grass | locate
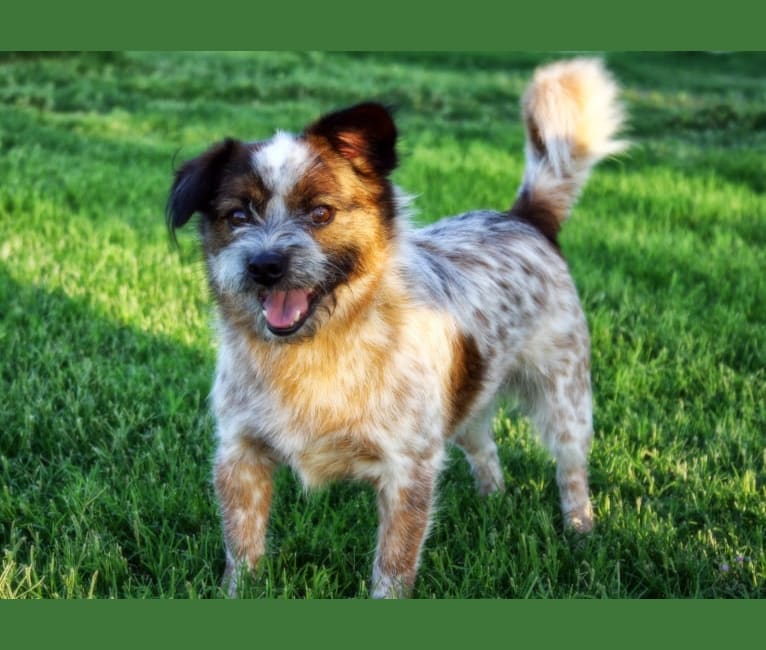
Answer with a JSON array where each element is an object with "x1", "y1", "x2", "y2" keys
[{"x1": 0, "y1": 51, "x2": 764, "y2": 598}]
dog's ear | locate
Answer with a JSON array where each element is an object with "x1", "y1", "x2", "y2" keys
[
  {"x1": 305, "y1": 102, "x2": 398, "y2": 177},
  {"x1": 166, "y1": 138, "x2": 240, "y2": 234}
]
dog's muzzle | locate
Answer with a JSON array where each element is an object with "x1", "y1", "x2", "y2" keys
[{"x1": 247, "y1": 251, "x2": 320, "y2": 337}]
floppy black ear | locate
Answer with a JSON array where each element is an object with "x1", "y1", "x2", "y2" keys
[
  {"x1": 166, "y1": 138, "x2": 239, "y2": 235},
  {"x1": 305, "y1": 102, "x2": 398, "y2": 177}
]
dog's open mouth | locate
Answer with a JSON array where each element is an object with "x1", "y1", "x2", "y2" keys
[{"x1": 259, "y1": 288, "x2": 319, "y2": 336}]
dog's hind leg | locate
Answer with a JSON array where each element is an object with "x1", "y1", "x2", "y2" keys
[
  {"x1": 517, "y1": 351, "x2": 595, "y2": 533},
  {"x1": 453, "y1": 407, "x2": 505, "y2": 496}
]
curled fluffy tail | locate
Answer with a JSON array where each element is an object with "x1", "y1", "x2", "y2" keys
[{"x1": 511, "y1": 58, "x2": 627, "y2": 245}]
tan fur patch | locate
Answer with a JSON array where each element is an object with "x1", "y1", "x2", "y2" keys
[
  {"x1": 448, "y1": 333, "x2": 486, "y2": 433},
  {"x1": 298, "y1": 435, "x2": 383, "y2": 486},
  {"x1": 244, "y1": 277, "x2": 405, "y2": 439}
]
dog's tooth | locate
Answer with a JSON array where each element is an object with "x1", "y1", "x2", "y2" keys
[{"x1": 292, "y1": 309, "x2": 302, "y2": 325}]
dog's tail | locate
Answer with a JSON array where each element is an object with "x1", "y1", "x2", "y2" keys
[{"x1": 511, "y1": 58, "x2": 627, "y2": 246}]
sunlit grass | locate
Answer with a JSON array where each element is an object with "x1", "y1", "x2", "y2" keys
[{"x1": 1, "y1": 51, "x2": 764, "y2": 598}]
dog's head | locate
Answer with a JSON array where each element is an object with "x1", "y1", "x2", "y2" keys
[{"x1": 167, "y1": 103, "x2": 399, "y2": 341}]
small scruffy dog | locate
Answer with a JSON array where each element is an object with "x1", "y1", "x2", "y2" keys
[{"x1": 167, "y1": 58, "x2": 626, "y2": 598}]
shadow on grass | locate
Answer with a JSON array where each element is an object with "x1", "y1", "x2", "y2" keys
[{"x1": 0, "y1": 263, "x2": 226, "y2": 596}]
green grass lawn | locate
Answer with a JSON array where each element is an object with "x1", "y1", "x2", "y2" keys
[{"x1": 1, "y1": 51, "x2": 764, "y2": 598}]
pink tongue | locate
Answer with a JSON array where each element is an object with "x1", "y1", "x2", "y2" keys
[{"x1": 262, "y1": 290, "x2": 311, "y2": 329}]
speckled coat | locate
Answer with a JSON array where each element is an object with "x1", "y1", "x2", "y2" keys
[{"x1": 167, "y1": 58, "x2": 627, "y2": 598}]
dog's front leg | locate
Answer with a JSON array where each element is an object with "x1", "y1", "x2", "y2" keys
[
  {"x1": 371, "y1": 467, "x2": 436, "y2": 598},
  {"x1": 213, "y1": 437, "x2": 275, "y2": 597}
]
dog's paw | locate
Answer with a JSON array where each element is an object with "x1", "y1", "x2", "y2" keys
[
  {"x1": 564, "y1": 501, "x2": 594, "y2": 534},
  {"x1": 371, "y1": 573, "x2": 413, "y2": 599},
  {"x1": 467, "y1": 446, "x2": 506, "y2": 496},
  {"x1": 476, "y1": 473, "x2": 506, "y2": 497}
]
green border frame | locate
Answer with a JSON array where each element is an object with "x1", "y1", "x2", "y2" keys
[
  {"x1": 1, "y1": 4, "x2": 763, "y2": 649},
  {"x1": 2, "y1": 601, "x2": 765, "y2": 648},
  {"x1": 1, "y1": 1, "x2": 765, "y2": 49}
]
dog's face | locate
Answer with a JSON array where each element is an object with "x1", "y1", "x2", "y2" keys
[{"x1": 167, "y1": 103, "x2": 399, "y2": 341}]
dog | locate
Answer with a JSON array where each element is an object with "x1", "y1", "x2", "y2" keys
[{"x1": 167, "y1": 58, "x2": 626, "y2": 598}]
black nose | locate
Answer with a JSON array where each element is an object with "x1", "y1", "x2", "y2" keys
[{"x1": 247, "y1": 251, "x2": 289, "y2": 287}]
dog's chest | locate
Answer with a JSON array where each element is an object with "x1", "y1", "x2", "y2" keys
[
  {"x1": 214, "y1": 310, "x2": 455, "y2": 487},
  {"x1": 222, "y1": 363, "x2": 406, "y2": 487}
]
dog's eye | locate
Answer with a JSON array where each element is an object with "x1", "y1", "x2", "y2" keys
[
  {"x1": 227, "y1": 209, "x2": 250, "y2": 227},
  {"x1": 309, "y1": 205, "x2": 335, "y2": 226}
]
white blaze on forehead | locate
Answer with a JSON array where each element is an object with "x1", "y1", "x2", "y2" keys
[{"x1": 252, "y1": 131, "x2": 314, "y2": 198}]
